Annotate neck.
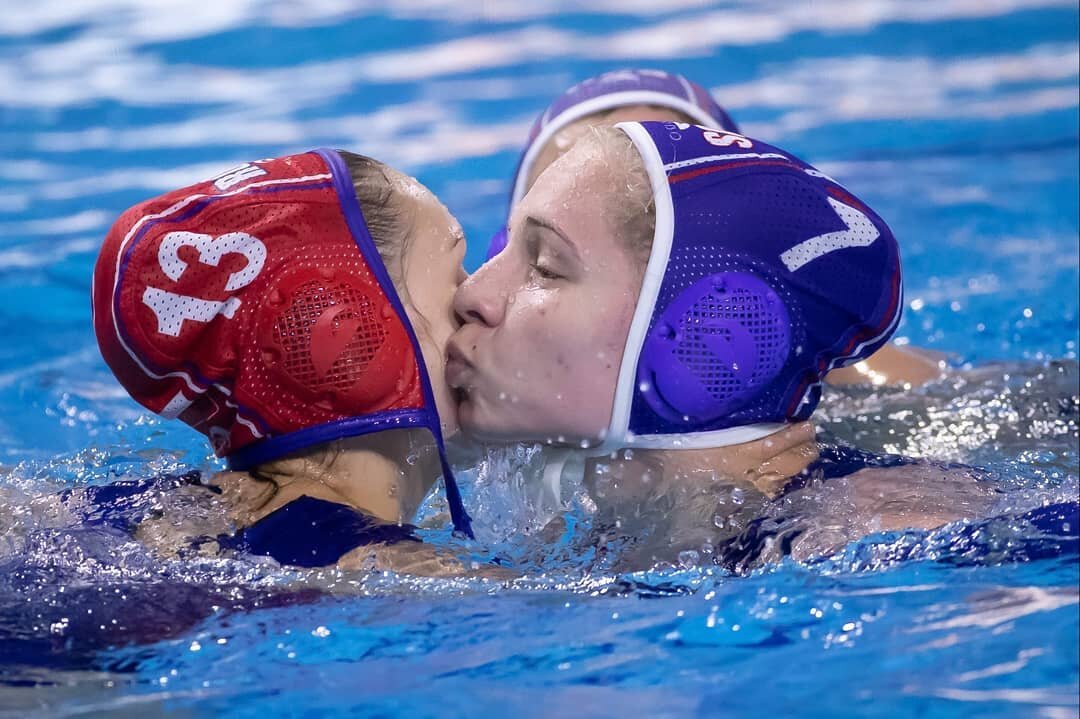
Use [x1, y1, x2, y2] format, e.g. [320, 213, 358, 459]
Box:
[215, 429, 441, 527]
[584, 421, 818, 500]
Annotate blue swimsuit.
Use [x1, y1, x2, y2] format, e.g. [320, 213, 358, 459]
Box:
[63, 472, 418, 568]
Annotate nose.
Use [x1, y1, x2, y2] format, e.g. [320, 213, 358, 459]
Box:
[453, 256, 507, 328]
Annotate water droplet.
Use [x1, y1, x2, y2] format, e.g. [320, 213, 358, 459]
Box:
[731, 487, 745, 505]
[713, 514, 726, 528]
[622, 449, 634, 460]
[678, 550, 700, 568]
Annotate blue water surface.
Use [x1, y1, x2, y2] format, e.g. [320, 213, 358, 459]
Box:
[0, 1, 1077, 717]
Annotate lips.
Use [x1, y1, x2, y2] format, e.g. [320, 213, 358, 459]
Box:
[444, 339, 474, 390]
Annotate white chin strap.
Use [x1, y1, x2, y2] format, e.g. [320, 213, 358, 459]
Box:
[539, 123, 787, 506]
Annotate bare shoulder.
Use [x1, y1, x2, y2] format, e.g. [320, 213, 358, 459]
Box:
[826, 344, 946, 387]
[769, 461, 998, 563]
[338, 541, 517, 580]
[841, 461, 996, 531]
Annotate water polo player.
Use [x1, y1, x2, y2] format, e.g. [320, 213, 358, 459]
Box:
[486, 68, 942, 387]
[449, 121, 994, 567]
[90, 148, 475, 571]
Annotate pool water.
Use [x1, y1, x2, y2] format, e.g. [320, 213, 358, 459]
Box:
[1, 1, 1078, 716]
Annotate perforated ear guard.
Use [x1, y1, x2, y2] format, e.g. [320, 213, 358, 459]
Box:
[637, 272, 791, 424]
[255, 264, 416, 414]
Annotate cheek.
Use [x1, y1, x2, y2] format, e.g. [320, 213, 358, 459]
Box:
[502, 286, 635, 393]
[407, 258, 458, 344]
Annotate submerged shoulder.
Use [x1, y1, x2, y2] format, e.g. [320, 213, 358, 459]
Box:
[839, 461, 996, 532]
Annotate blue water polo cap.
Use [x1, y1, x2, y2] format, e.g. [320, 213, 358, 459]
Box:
[487, 69, 739, 261]
[598, 121, 903, 452]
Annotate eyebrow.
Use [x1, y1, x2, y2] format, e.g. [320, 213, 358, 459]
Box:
[524, 215, 581, 261]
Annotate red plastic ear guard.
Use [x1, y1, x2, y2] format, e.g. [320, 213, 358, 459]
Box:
[255, 264, 418, 415]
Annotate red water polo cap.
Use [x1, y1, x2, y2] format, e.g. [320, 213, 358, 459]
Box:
[91, 149, 473, 536]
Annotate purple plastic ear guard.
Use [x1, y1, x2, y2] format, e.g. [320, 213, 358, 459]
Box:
[637, 272, 791, 424]
[485, 227, 508, 262]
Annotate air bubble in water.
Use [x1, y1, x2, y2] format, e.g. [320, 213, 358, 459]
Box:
[731, 487, 745, 505]
[678, 550, 700, 568]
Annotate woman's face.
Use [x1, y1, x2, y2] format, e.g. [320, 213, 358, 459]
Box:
[448, 137, 645, 443]
[389, 174, 468, 437]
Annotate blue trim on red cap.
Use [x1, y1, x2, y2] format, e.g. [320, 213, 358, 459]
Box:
[227, 408, 437, 470]
[316, 148, 474, 539]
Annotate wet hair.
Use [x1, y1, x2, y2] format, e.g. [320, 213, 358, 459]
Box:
[338, 150, 413, 290]
[579, 125, 656, 268]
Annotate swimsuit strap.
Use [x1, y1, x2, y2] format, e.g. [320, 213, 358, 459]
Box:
[217, 495, 419, 567]
[782, 444, 914, 495]
[63, 471, 210, 532]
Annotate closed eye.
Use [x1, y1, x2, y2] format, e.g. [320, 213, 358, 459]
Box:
[531, 263, 562, 281]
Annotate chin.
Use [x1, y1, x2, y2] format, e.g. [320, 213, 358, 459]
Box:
[456, 404, 519, 443]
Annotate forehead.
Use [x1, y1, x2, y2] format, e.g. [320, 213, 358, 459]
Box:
[392, 174, 461, 235]
[520, 135, 628, 240]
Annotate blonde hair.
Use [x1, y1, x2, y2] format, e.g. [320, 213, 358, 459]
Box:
[578, 124, 656, 268]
